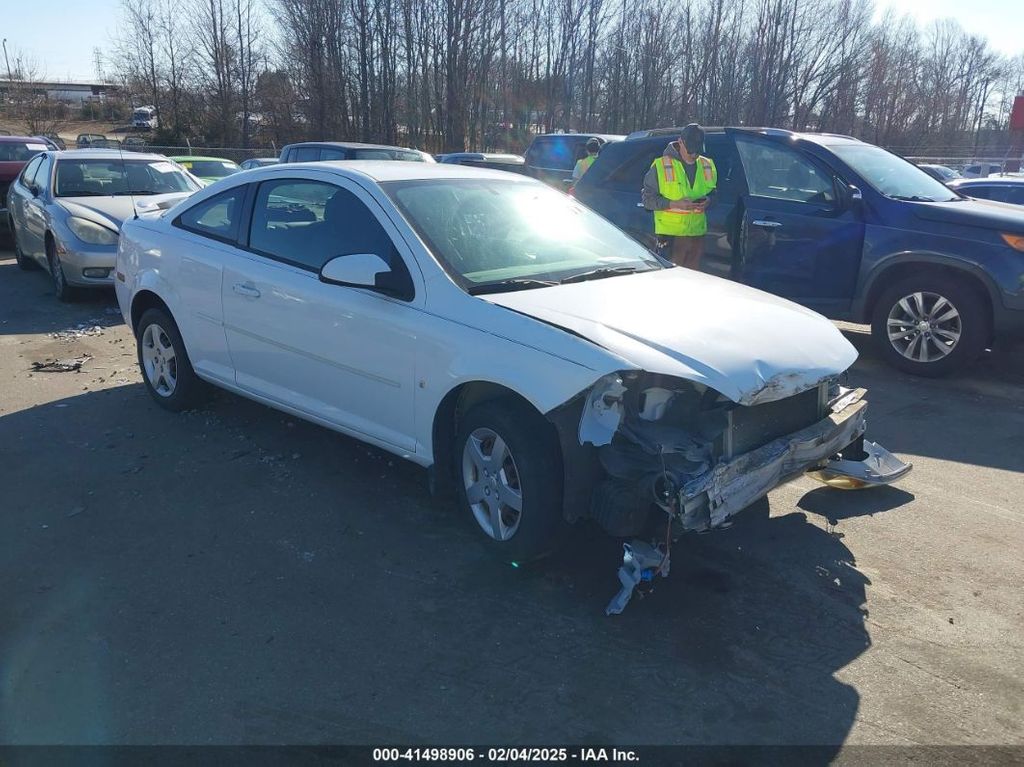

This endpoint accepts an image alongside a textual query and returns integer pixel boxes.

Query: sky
[1,0,1022,83]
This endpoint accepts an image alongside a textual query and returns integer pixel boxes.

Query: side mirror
[836,181,862,211]
[319,253,412,300]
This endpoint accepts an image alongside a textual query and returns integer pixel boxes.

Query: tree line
[109,0,1024,154]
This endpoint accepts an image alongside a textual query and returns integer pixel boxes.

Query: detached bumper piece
[807,438,912,489]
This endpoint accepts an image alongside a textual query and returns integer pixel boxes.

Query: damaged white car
[114,162,910,612]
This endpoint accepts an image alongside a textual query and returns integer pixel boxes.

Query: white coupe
[114,161,909,570]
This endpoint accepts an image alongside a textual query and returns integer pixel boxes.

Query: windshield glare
[832,144,959,201]
[55,159,200,197]
[386,179,663,289]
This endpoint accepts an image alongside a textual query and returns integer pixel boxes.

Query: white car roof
[265,160,535,184]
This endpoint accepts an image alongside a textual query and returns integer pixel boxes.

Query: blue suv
[574,127,1024,376]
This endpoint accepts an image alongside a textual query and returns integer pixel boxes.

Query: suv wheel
[871,274,987,377]
[136,307,206,411]
[455,399,567,563]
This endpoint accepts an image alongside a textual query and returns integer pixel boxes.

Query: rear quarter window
[526,137,585,171]
[597,136,737,194]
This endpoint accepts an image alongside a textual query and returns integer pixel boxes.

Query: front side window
[20,156,43,187]
[248,179,402,274]
[385,178,664,292]
[320,148,347,161]
[736,137,835,205]
[54,159,200,198]
[176,185,248,242]
[34,156,53,193]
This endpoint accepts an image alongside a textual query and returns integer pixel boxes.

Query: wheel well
[864,262,993,332]
[429,382,551,497]
[130,290,172,337]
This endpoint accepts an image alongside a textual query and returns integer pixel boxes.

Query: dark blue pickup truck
[574,127,1024,376]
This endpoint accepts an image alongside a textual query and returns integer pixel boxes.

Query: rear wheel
[871,273,987,377]
[136,307,206,411]
[12,219,37,271]
[455,399,567,563]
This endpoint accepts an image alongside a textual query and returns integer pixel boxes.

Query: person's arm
[641,164,670,211]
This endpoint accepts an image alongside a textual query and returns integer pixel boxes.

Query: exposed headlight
[67,217,119,246]
[1001,233,1024,252]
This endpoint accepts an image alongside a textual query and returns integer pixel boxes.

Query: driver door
[220,174,422,451]
[733,136,863,310]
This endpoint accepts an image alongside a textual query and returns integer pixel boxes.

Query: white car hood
[481,267,858,406]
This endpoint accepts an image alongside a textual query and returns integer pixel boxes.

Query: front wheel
[455,399,567,563]
[870,274,988,377]
[47,239,75,301]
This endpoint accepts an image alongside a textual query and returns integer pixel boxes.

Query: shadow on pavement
[797,485,915,523]
[1,384,867,752]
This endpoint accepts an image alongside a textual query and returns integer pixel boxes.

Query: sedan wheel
[47,242,74,302]
[462,427,524,541]
[455,399,567,562]
[141,322,178,397]
[885,291,961,364]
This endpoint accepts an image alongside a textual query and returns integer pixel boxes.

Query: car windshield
[177,159,240,177]
[832,144,960,201]
[55,159,200,197]
[0,141,49,161]
[385,178,664,292]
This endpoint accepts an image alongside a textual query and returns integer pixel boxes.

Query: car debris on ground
[30,355,92,373]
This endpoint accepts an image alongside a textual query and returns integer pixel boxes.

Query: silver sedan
[7,149,200,301]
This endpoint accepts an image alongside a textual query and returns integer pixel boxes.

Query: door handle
[233,283,261,298]
[752,219,782,228]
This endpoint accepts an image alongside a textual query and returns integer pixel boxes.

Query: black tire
[11,219,38,271]
[870,273,988,377]
[135,307,206,411]
[46,238,76,302]
[455,398,567,563]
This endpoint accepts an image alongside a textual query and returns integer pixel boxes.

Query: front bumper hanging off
[605,388,911,615]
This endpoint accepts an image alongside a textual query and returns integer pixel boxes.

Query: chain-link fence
[122,143,280,164]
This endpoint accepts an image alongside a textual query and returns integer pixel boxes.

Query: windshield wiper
[888,194,936,202]
[119,190,160,196]
[559,265,651,284]
[467,278,559,295]
[58,191,107,197]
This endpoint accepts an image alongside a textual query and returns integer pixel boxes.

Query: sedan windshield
[385,179,664,291]
[55,159,200,197]
[832,144,960,202]
[0,141,49,161]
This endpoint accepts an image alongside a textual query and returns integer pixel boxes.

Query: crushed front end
[565,371,911,614]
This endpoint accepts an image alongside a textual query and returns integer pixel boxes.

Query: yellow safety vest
[652,154,717,237]
[574,154,596,177]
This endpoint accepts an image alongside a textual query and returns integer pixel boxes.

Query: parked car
[7,149,201,300]
[439,152,527,173]
[167,155,242,184]
[113,162,909,577]
[279,141,429,163]
[76,133,108,148]
[947,176,1024,206]
[961,161,1005,178]
[240,157,279,170]
[573,127,1024,377]
[123,136,148,150]
[918,163,961,182]
[523,133,625,187]
[132,105,158,130]
[1,135,51,225]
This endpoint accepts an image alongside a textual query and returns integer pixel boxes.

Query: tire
[455,398,567,563]
[135,307,206,411]
[46,238,76,302]
[11,219,37,271]
[870,273,988,377]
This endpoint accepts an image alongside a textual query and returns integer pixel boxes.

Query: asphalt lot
[1,244,1023,753]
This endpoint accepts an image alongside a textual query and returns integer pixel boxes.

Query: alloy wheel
[462,427,524,541]
[141,323,178,397]
[886,291,962,364]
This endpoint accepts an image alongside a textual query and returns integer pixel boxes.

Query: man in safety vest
[572,138,601,182]
[641,123,717,269]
